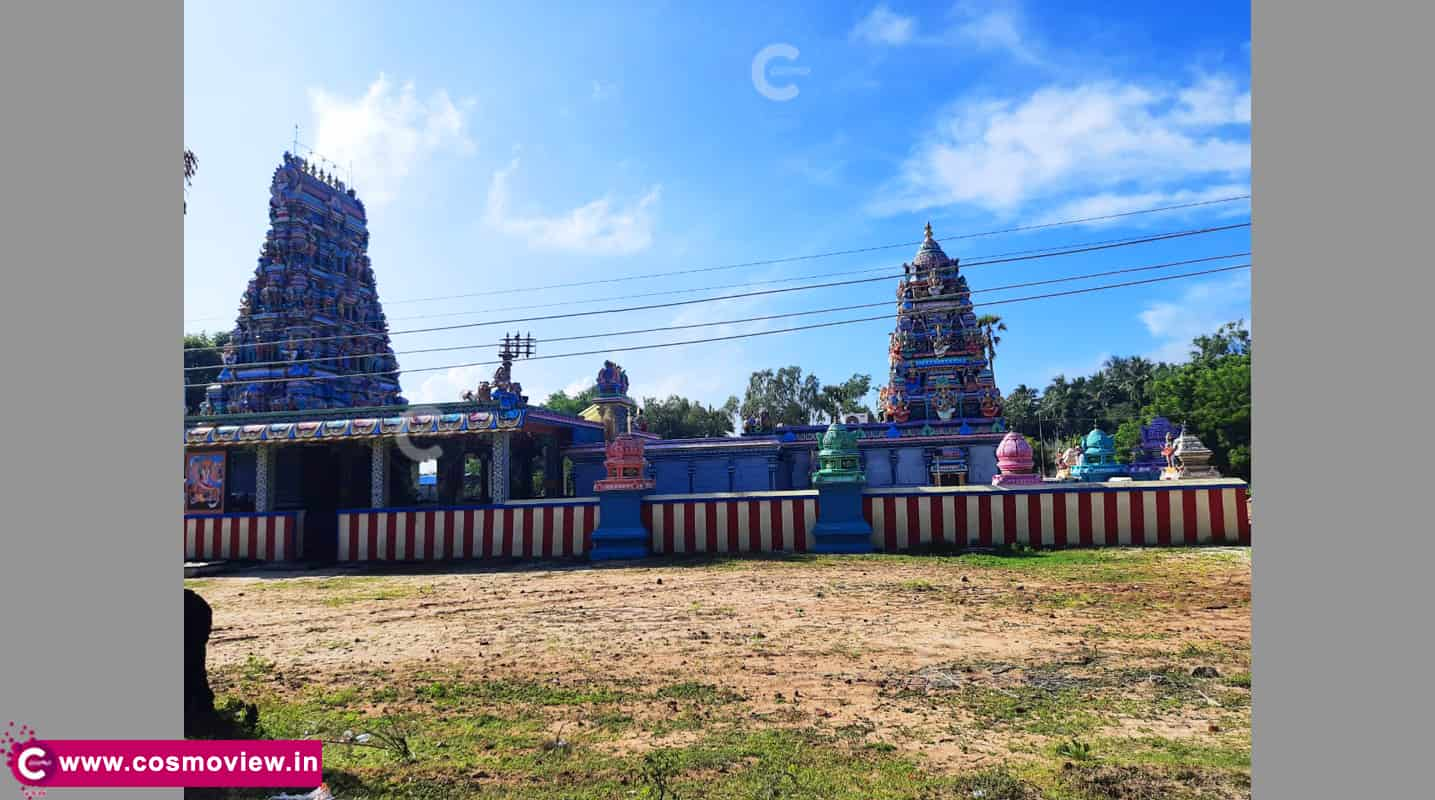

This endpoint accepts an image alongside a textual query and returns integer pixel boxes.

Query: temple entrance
[932,472,967,487]
[277,443,371,561]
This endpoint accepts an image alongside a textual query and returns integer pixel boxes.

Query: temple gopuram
[200,152,403,416]
[184,171,1250,564]
[882,223,1004,428]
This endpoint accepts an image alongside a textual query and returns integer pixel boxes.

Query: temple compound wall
[317,480,1249,563]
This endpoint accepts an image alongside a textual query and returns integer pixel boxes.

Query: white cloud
[1035,183,1251,228]
[850,4,916,45]
[1172,75,1250,126]
[870,78,1250,218]
[484,158,662,255]
[1138,273,1251,363]
[308,74,474,207]
[946,3,1043,65]
[850,2,1041,64]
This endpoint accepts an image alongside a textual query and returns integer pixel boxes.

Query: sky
[184,0,1251,415]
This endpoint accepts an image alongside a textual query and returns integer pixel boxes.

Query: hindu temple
[183,162,1252,563]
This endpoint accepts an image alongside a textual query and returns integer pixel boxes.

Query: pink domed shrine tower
[992,431,1043,486]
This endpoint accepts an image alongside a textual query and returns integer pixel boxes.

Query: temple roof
[912,221,952,270]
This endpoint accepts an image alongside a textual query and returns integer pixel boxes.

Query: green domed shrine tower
[879,223,1003,431]
[199,152,404,415]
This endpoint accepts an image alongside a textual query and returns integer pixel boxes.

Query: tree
[1008,320,1249,476]
[183,330,230,413]
[640,395,738,439]
[974,313,1006,363]
[1189,320,1251,366]
[740,366,820,426]
[184,149,198,214]
[1147,348,1252,481]
[814,373,873,423]
[541,387,597,417]
[1002,384,1040,434]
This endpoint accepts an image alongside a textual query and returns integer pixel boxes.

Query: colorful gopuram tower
[878,223,1003,429]
[201,152,404,415]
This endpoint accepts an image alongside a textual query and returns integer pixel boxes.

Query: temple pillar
[489,434,512,504]
[437,442,464,505]
[370,439,390,508]
[254,444,275,512]
[544,437,564,498]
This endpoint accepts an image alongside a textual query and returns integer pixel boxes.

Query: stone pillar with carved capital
[255,444,275,512]
[370,439,390,508]
[489,433,512,504]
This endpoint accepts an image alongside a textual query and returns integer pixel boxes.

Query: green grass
[413,677,627,707]
[655,682,743,704]
[192,663,1250,800]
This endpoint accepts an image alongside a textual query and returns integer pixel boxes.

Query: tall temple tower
[878,223,1003,429]
[201,152,404,415]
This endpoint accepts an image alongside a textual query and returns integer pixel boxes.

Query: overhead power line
[182,221,1249,354]
[183,262,1250,389]
[186,252,1248,372]
[182,193,1250,323]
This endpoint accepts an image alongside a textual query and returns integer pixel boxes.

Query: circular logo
[751,43,807,102]
[11,741,57,786]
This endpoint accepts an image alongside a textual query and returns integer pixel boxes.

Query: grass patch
[414,677,626,707]
[655,681,743,704]
[955,685,1107,737]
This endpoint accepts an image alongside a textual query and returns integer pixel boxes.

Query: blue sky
[184,0,1250,413]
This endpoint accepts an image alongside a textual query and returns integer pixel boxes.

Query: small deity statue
[926,267,943,296]
[493,361,512,389]
[931,386,957,420]
[980,394,1001,418]
[1161,431,1177,469]
[197,397,214,416]
[220,343,237,367]
[932,324,952,357]
[596,360,629,396]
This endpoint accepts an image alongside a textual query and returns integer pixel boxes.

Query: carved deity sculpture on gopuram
[199,152,404,415]
[879,223,1003,430]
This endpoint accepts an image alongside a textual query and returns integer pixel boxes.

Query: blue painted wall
[566,440,1001,495]
[692,459,731,494]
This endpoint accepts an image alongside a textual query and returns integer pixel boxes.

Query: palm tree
[974,314,1007,363]
[184,149,198,214]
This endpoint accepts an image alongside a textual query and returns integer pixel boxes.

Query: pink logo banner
[7,739,323,789]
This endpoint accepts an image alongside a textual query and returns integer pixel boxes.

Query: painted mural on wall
[185,450,227,512]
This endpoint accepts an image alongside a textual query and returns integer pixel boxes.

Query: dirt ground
[188,548,1251,798]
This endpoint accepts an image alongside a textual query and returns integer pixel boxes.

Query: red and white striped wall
[863,481,1251,550]
[642,493,818,555]
[336,501,599,561]
[185,512,305,561]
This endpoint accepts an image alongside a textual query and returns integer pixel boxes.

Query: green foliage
[741,366,821,426]
[541,386,597,416]
[640,394,739,439]
[1001,321,1251,480]
[1148,350,1252,481]
[1057,738,1095,761]
[740,366,873,426]
[814,373,874,423]
[183,330,231,413]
